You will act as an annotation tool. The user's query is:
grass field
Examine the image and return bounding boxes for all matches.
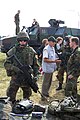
[0,52,80,105]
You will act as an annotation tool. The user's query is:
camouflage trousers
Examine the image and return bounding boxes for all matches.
[56,66,67,84]
[7,75,32,102]
[65,77,78,98]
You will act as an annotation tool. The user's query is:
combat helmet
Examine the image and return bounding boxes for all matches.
[17,31,30,42]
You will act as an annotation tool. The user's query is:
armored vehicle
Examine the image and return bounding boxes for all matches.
[1,19,80,53]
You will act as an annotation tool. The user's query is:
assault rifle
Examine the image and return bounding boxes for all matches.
[7,54,48,101]
[7,54,38,93]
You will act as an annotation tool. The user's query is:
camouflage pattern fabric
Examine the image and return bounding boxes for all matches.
[65,47,80,98]
[65,78,77,98]
[56,45,72,84]
[4,44,39,101]
[56,66,66,84]
[7,76,32,101]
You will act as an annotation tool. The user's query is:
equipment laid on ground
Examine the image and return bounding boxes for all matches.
[48,96,80,119]
[10,99,47,119]
[12,99,33,114]
[33,104,46,113]
[2,96,80,119]
[32,112,43,118]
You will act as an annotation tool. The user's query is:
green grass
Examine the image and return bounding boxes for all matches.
[0,52,8,96]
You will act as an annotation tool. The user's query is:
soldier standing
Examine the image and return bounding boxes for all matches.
[56,36,72,90]
[4,31,39,104]
[55,37,63,70]
[14,10,20,35]
[65,37,80,99]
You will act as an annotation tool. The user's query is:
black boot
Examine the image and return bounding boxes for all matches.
[56,82,62,91]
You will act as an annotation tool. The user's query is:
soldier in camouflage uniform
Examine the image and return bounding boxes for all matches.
[65,37,80,99]
[4,31,39,103]
[56,36,72,90]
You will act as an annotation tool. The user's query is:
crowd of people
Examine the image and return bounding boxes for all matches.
[37,35,80,102]
[4,30,80,104]
[4,10,80,105]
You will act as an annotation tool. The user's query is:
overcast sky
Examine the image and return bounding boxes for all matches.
[0,0,80,36]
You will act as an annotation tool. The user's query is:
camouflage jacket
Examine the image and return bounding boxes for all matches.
[55,45,72,69]
[4,44,39,77]
[67,47,80,77]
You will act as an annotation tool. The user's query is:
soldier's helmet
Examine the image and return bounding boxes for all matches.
[17,31,30,42]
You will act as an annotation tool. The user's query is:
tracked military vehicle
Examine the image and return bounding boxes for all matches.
[1,19,80,53]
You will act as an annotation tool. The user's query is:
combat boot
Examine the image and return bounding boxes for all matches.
[56,82,62,91]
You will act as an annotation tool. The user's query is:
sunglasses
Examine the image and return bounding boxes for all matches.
[19,40,27,42]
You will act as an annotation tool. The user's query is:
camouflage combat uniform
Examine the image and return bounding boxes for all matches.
[56,44,72,90]
[4,44,39,102]
[65,47,80,98]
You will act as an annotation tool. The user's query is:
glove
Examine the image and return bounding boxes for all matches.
[30,82,39,93]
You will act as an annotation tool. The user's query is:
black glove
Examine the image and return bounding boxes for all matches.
[30,82,39,93]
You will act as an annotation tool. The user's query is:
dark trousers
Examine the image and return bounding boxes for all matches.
[15,22,20,35]
[7,76,32,102]
[57,66,67,84]
[65,77,78,98]
[42,73,53,96]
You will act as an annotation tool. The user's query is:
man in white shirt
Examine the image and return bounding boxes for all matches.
[41,36,61,100]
